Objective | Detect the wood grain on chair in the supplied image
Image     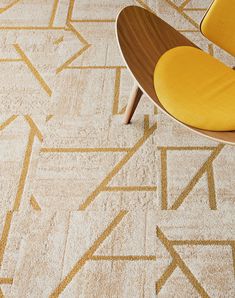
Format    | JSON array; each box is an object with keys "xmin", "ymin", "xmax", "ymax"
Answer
[{"xmin": 116, "ymin": 6, "xmax": 235, "ymax": 145}]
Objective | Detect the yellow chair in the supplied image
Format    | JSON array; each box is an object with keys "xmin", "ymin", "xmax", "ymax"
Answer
[
  {"xmin": 116, "ymin": 0, "xmax": 235, "ymax": 144},
  {"xmin": 201, "ymin": 0, "xmax": 235, "ymax": 57}
]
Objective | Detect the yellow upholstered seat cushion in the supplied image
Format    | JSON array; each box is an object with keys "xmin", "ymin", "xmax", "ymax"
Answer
[
  {"xmin": 201, "ymin": 0, "xmax": 235, "ymax": 57},
  {"xmin": 153, "ymin": 46, "xmax": 235, "ymax": 131}
]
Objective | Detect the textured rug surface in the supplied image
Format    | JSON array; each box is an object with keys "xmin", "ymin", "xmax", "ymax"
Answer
[{"xmin": 0, "ymin": 0, "xmax": 235, "ymax": 297}]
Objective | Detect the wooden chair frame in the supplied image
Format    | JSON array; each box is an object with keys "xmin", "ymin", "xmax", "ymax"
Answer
[{"xmin": 116, "ymin": 5, "xmax": 235, "ymax": 145}]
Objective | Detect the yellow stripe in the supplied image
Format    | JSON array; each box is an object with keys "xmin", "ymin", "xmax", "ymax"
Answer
[
  {"xmin": 49, "ymin": 0, "xmax": 59, "ymax": 27},
  {"xmin": 53, "ymin": 36, "xmax": 63, "ymax": 45},
  {"xmin": 0, "ymin": 212, "xmax": 13, "ymax": 266},
  {"xmin": 170, "ymin": 144, "xmax": 224, "ymax": 210},
  {"xmin": 157, "ymin": 227, "xmax": 210, "ymax": 297},
  {"xmin": 56, "ymin": 44, "xmax": 90, "ymax": 74},
  {"xmin": 66, "ymin": 0, "xmax": 75, "ymax": 24},
  {"xmin": 79, "ymin": 123, "xmax": 157, "ymax": 210},
  {"xmin": 14, "ymin": 44, "xmax": 52, "ymax": 96},
  {"xmin": 164, "ymin": 0, "xmax": 199, "ymax": 28},
  {"xmin": 0, "ymin": 59, "xmax": 21, "ymax": 62},
  {"xmin": 156, "ymin": 261, "xmax": 177, "ymax": 294},
  {"xmin": 179, "ymin": 0, "xmax": 191, "ymax": 10},
  {"xmin": 40, "ymin": 147, "xmax": 129, "ymax": 153},
  {"xmin": 0, "ymin": 0, "xmax": 20, "ymax": 14},
  {"xmin": 50, "ymin": 211, "xmax": 127, "ymax": 297},
  {"xmin": 24, "ymin": 115, "xmax": 43, "ymax": 142},
  {"xmin": 13, "ymin": 130, "xmax": 35, "ymax": 211},
  {"xmin": 171, "ymin": 240, "xmax": 234, "ymax": 245},
  {"xmin": 0, "ymin": 26, "xmax": 64, "ymax": 30},
  {"xmin": 104, "ymin": 186, "xmax": 157, "ymax": 192},
  {"xmin": 91, "ymin": 255, "xmax": 156, "ymax": 261},
  {"xmin": 30, "ymin": 195, "xmax": 41, "ymax": 211},
  {"xmin": 0, "ymin": 278, "xmax": 13, "ymax": 285},
  {"xmin": 0, "ymin": 115, "xmax": 17, "ymax": 131},
  {"xmin": 46, "ymin": 115, "xmax": 54, "ymax": 122}
]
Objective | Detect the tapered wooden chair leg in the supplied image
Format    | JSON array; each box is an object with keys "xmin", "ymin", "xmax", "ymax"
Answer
[{"xmin": 123, "ymin": 83, "xmax": 143, "ymax": 124}]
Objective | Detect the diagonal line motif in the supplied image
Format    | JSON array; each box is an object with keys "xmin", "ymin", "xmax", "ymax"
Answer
[
  {"xmin": 156, "ymin": 229, "xmax": 235, "ymax": 295},
  {"xmin": 164, "ymin": 0, "xmax": 199, "ymax": 28},
  {"xmin": 50, "ymin": 210, "xmax": 128, "ymax": 297},
  {"xmin": 49, "ymin": 0, "xmax": 59, "ymax": 27},
  {"xmin": 0, "ymin": 1, "xmax": 234, "ymax": 297},
  {"xmin": 14, "ymin": 44, "xmax": 52, "ymax": 96},
  {"xmin": 79, "ymin": 122, "xmax": 157, "ymax": 210},
  {"xmin": 0, "ymin": 212, "xmax": 13, "ymax": 266},
  {"xmin": 159, "ymin": 145, "xmax": 224, "ymax": 210},
  {"xmin": 157, "ymin": 227, "xmax": 210, "ymax": 297},
  {"xmin": 0, "ymin": 0, "xmax": 20, "ymax": 14},
  {"xmin": 12, "ymin": 129, "xmax": 35, "ymax": 211},
  {"xmin": 0, "ymin": 115, "xmax": 18, "ymax": 131},
  {"xmin": 156, "ymin": 260, "xmax": 177, "ymax": 294},
  {"xmin": 30, "ymin": 195, "xmax": 41, "ymax": 211}
]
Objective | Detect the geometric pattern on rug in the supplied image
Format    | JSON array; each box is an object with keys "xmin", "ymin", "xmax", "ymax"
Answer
[{"xmin": 0, "ymin": 0, "xmax": 234, "ymax": 297}]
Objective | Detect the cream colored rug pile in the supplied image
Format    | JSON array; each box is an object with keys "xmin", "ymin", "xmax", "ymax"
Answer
[{"xmin": 0, "ymin": 0, "xmax": 234, "ymax": 297}]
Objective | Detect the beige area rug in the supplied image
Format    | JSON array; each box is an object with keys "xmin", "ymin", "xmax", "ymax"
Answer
[{"xmin": 0, "ymin": 0, "xmax": 234, "ymax": 297}]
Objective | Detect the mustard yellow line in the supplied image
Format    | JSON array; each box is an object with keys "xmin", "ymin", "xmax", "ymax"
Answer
[
  {"xmin": 50, "ymin": 210, "xmax": 127, "ymax": 297},
  {"xmin": 56, "ymin": 43, "xmax": 91, "ymax": 74},
  {"xmin": 0, "ymin": 26, "xmax": 64, "ymax": 30},
  {"xmin": 178, "ymin": 29, "xmax": 199, "ymax": 32},
  {"xmin": 40, "ymin": 147, "xmax": 129, "ymax": 153},
  {"xmin": 30, "ymin": 195, "xmax": 41, "ymax": 211},
  {"xmin": 66, "ymin": 0, "xmax": 75, "ymax": 24},
  {"xmin": 46, "ymin": 115, "xmax": 54, "ymax": 122},
  {"xmin": 171, "ymin": 240, "xmax": 235, "ymax": 246},
  {"xmin": 91, "ymin": 255, "xmax": 156, "ymax": 261},
  {"xmin": 104, "ymin": 186, "xmax": 157, "ymax": 192},
  {"xmin": 79, "ymin": 123, "xmax": 157, "ymax": 210},
  {"xmin": 0, "ymin": 0, "xmax": 20, "ymax": 14},
  {"xmin": 13, "ymin": 44, "xmax": 52, "ymax": 96},
  {"xmin": 207, "ymin": 166, "xmax": 216, "ymax": 210},
  {"xmin": 67, "ymin": 22, "xmax": 89, "ymax": 45},
  {"xmin": 49, "ymin": 0, "xmax": 59, "ymax": 27},
  {"xmin": 156, "ymin": 261, "xmax": 177, "ymax": 294},
  {"xmin": 0, "ymin": 212, "xmax": 13, "ymax": 266},
  {"xmin": 157, "ymin": 146, "xmax": 215, "ymax": 151},
  {"xmin": 184, "ymin": 8, "xmax": 207, "ymax": 11},
  {"xmin": 24, "ymin": 115, "xmax": 43, "ymax": 142},
  {"xmin": 0, "ymin": 115, "xmax": 17, "ymax": 131},
  {"xmin": 178, "ymin": 0, "xmax": 191, "ymax": 10},
  {"xmin": 13, "ymin": 129, "xmax": 35, "ymax": 211},
  {"xmin": 0, "ymin": 278, "xmax": 13, "ymax": 285},
  {"xmin": 157, "ymin": 227, "xmax": 210, "ymax": 297},
  {"xmin": 170, "ymin": 144, "xmax": 224, "ymax": 210},
  {"xmin": 53, "ymin": 36, "xmax": 63, "ymax": 45},
  {"xmin": 0, "ymin": 59, "xmax": 21, "ymax": 62},
  {"xmin": 164, "ymin": 0, "xmax": 199, "ymax": 29},
  {"xmin": 144, "ymin": 115, "xmax": 150, "ymax": 133}
]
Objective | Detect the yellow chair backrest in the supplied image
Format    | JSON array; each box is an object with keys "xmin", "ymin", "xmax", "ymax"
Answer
[{"xmin": 200, "ymin": 0, "xmax": 235, "ymax": 57}]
